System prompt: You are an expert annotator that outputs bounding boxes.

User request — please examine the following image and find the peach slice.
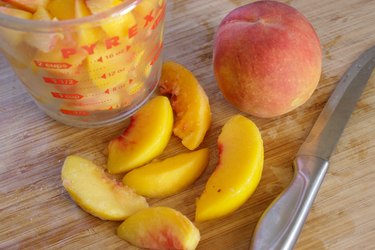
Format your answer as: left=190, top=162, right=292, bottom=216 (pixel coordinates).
left=159, top=61, right=211, bottom=150
left=0, top=6, right=32, bottom=45
left=61, top=155, right=148, bottom=221
left=47, top=0, right=75, bottom=20
left=107, top=96, right=173, bottom=174
left=26, top=7, right=62, bottom=52
left=75, top=0, right=103, bottom=46
left=2, top=0, right=48, bottom=12
left=117, top=207, right=200, bottom=250
left=195, top=115, right=264, bottom=222
left=123, top=148, right=209, bottom=198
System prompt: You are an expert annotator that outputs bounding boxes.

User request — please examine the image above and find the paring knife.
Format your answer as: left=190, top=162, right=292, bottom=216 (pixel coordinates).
left=250, top=45, right=375, bottom=250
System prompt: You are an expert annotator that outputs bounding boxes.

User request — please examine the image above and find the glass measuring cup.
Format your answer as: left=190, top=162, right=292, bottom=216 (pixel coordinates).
left=0, top=0, right=166, bottom=127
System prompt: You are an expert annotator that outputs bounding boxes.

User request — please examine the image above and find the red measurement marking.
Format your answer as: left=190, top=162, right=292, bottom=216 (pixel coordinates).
left=150, top=43, right=163, bottom=65
left=105, top=89, right=110, bottom=94
left=128, top=25, right=137, bottom=39
left=51, top=92, right=83, bottom=100
left=110, top=83, right=127, bottom=93
left=115, top=49, right=125, bottom=55
left=105, top=36, right=120, bottom=49
left=101, top=73, right=107, bottom=79
left=82, top=44, right=96, bottom=55
left=152, top=3, right=166, bottom=30
left=34, top=60, right=71, bottom=69
left=43, top=77, right=78, bottom=85
left=144, top=10, right=154, bottom=28
left=61, top=48, right=76, bottom=59
left=60, top=109, right=89, bottom=116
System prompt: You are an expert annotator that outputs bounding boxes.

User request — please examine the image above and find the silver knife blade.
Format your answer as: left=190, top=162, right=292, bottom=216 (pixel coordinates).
left=298, top=45, right=375, bottom=160
left=250, top=45, right=375, bottom=250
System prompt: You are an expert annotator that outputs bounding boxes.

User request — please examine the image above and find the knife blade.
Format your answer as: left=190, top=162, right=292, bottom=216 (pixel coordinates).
left=250, top=45, right=375, bottom=250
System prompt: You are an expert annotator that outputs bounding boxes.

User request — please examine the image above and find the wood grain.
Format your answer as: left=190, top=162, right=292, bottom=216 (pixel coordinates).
left=1, top=0, right=375, bottom=249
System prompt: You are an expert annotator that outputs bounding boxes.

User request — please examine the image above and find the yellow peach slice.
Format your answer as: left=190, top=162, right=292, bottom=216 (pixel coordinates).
left=159, top=61, right=211, bottom=150
left=195, top=115, right=264, bottom=222
left=126, top=81, right=144, bottom=96
left=117, top=207, right=200, bottom=250
left=47, top=0, right=75, bottom=20
left=86, top=0, right=121, bottom=13
left=0, top=6, right=32, bottom=46
left=123, top=148, right=209, bottom=198
left=104, top=12, right=136, bottom=38
left=75, top=0, right=103, bottom=46
left=26, top=7, right=61, bottom=52
left=61, top=155, right=148, bottom=221
left=2, top=0, right=48, bottom=12
left=107, top=96, right=173, bottom=174
left=86, top=0, right=137, bottom=38
left=133, top=0, right=155, bottom=19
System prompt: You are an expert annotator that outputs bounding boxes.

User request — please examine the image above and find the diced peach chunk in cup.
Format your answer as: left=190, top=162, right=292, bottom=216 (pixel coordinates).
left=2, top=0, right=48, bottom=13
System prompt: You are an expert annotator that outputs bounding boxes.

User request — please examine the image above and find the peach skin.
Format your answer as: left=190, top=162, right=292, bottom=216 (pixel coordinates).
left=213, top=0, right=322, bottom=118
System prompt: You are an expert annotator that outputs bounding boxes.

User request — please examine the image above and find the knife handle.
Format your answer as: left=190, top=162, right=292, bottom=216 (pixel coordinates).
left=250, top=155, right=329, bottom=250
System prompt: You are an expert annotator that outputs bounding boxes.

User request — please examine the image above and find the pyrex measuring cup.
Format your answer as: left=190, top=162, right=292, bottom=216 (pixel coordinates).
left=0, top=0, right=166, bottom=127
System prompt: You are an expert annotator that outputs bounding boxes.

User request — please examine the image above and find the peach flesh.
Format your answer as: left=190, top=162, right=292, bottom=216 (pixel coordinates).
left=213, top=0, right=322, bottom=118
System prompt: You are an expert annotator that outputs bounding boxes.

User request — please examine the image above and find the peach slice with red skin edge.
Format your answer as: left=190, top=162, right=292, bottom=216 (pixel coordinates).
left=159, top=61, right=211, bottom=150
left=122, top=148, right=209, bottom=198
left=117, top=207, right=200, bottom=250
left=61, top=155, right=148, bottom=221
left=195, top=115, right=264, bottom=222
left=107, top=95, right=173, bottom=174
left=2, top=0, right=48, bottom=12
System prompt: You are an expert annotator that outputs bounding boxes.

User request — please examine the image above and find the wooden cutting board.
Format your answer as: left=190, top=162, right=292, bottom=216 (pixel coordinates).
left=1, top=0, right=375, bottom=249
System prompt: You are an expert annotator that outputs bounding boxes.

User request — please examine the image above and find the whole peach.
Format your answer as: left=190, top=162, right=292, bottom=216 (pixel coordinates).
left=213, top=0, right=322, bottom=118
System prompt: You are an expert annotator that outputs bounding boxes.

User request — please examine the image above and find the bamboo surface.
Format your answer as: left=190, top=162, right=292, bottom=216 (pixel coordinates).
left=1, top=0, right=375, bottom=249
